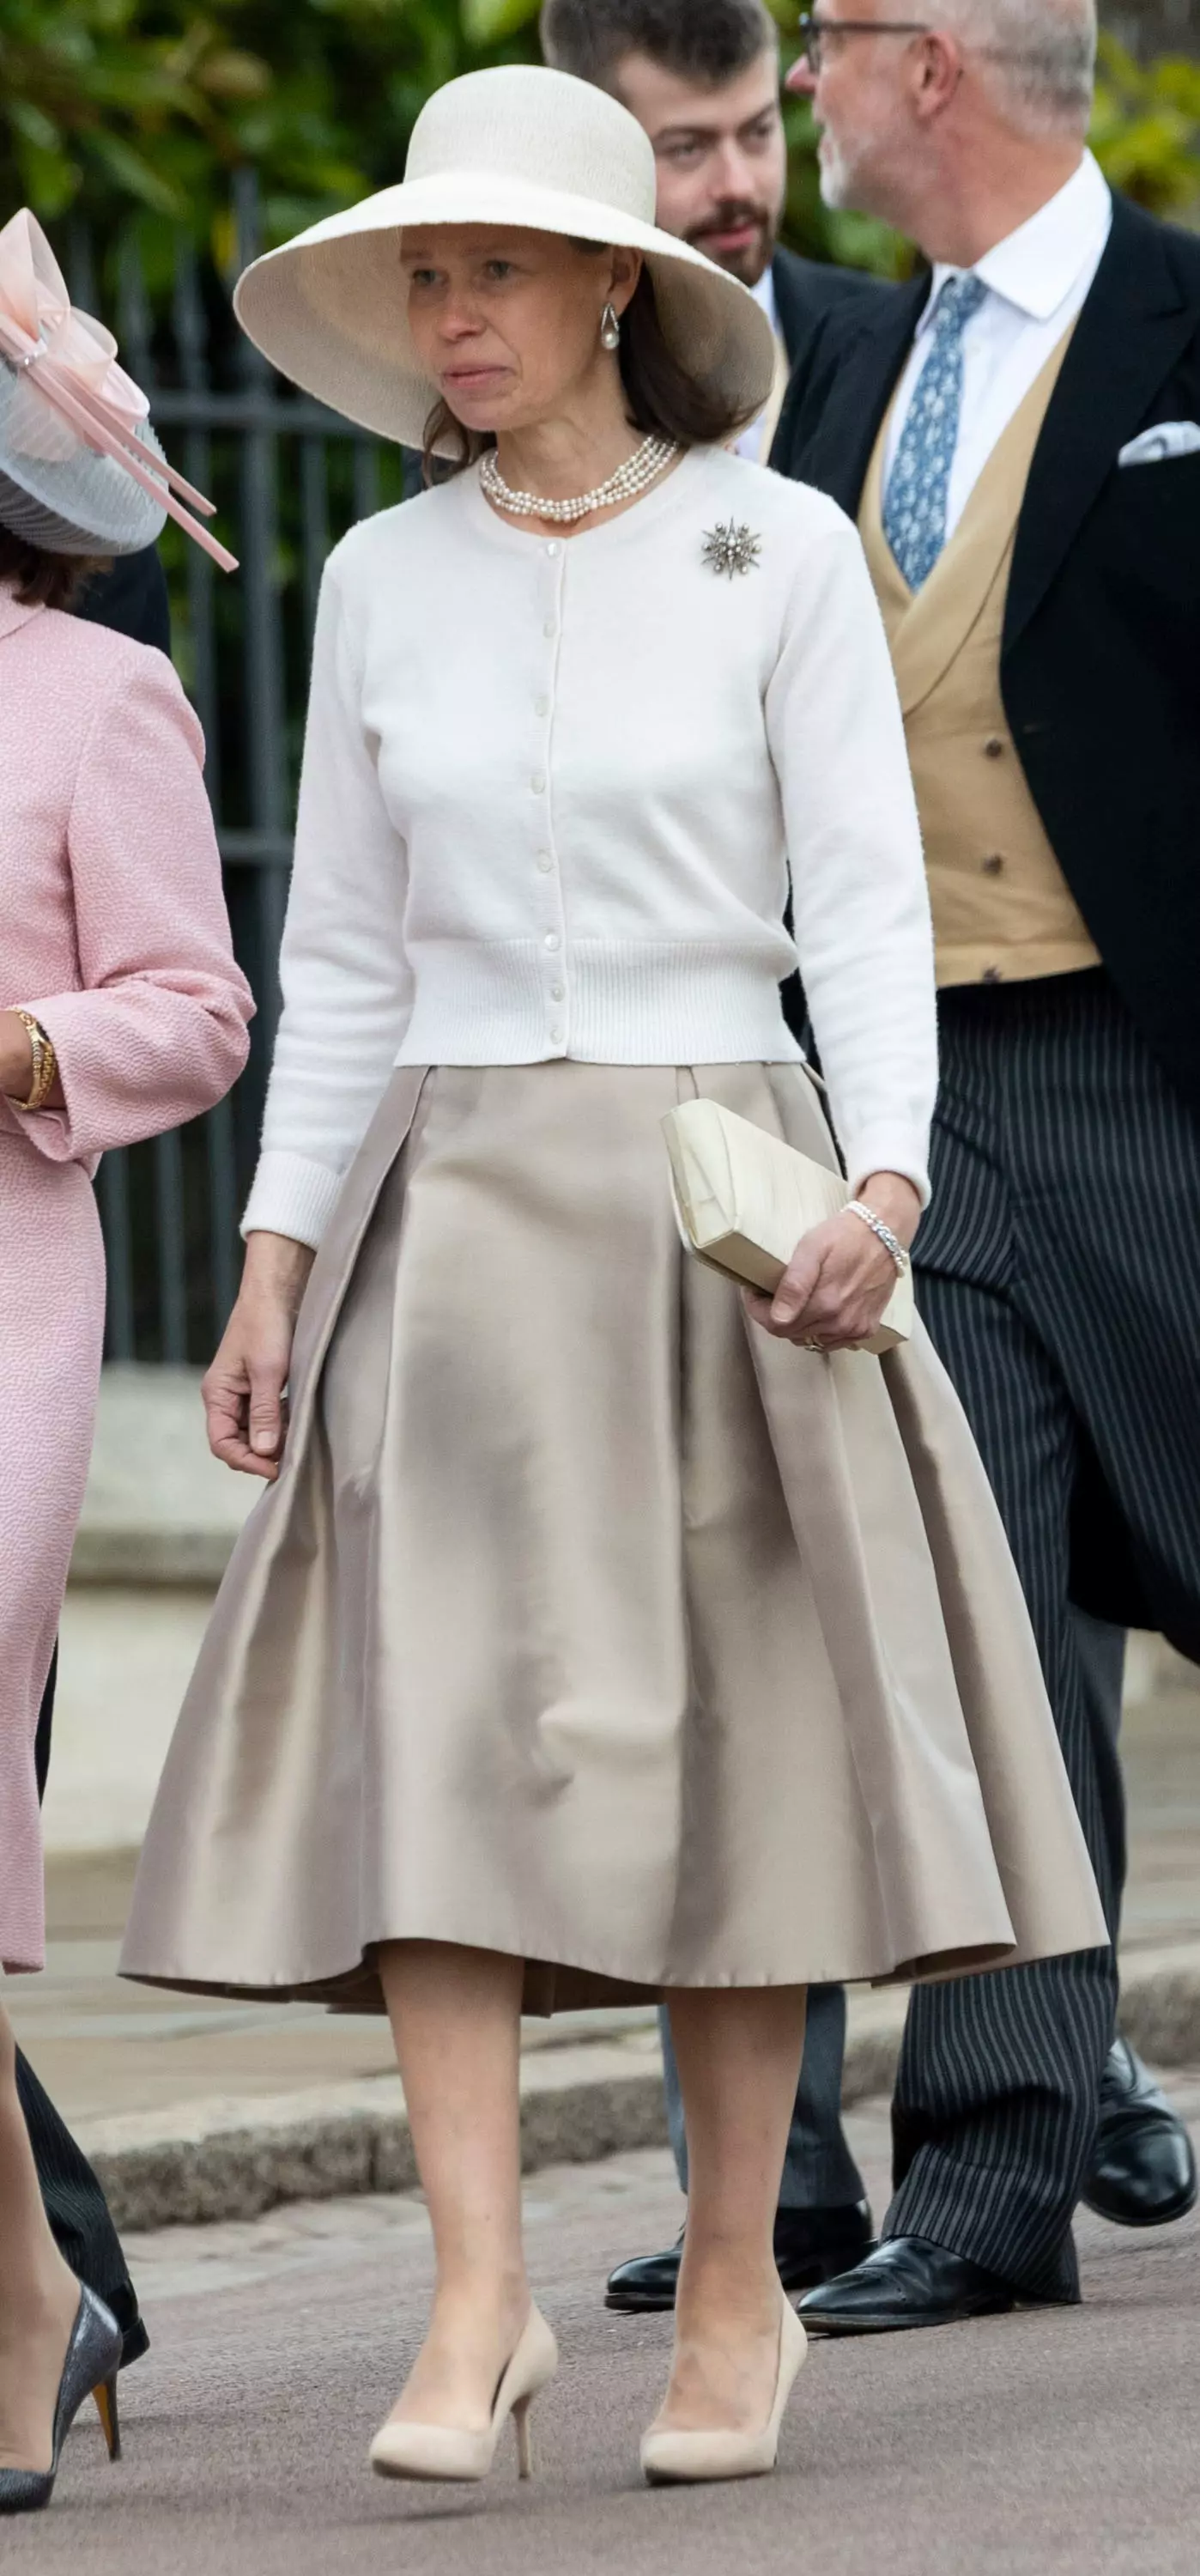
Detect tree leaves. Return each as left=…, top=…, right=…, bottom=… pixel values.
left=0, top=5, right=1195, bottom=276
left=461, top=0, right=540, bottom=41
left=1092, top=35, right=1200, bottom=216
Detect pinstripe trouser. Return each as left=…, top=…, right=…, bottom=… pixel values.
left=884, top=969, right=1200, bottom=2298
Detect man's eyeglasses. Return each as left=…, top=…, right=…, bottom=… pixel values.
left=796, top=13, right=931, bottom=73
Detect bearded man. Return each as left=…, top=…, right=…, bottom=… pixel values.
left=541, top=0, right=888, bottom=459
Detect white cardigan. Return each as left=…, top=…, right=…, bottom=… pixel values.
left=243, top=445, right=936, bottom=1247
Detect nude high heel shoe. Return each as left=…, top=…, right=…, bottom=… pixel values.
left=369, top=2306, right=559, bottom=2485
left=639, top=2290, right=807, bottom=2487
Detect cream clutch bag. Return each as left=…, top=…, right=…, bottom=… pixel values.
left=661, top=1097, right=912, bottom=1357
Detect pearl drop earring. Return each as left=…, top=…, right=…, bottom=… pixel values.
left=600, top=302, right=621, bottom=352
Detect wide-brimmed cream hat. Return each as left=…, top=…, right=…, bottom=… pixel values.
left=233, top=65, right=776, bottom=450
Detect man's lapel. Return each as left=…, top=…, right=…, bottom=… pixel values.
left=1005, top=196, right=1196, bottom=653
left=793, top=277, right=928, bottom=513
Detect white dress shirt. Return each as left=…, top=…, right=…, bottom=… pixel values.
left=735, top=265, right=781, bottom=464
left=883, top=152, right=1113, bottom=540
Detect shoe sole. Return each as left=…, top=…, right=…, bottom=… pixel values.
left=799, top=2301, right=1017, bottom=2336
left=1080, top=2178, right=1199, bottom=2230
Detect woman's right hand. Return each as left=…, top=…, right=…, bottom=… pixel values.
left=203, top=1231, right=316, bottom=1479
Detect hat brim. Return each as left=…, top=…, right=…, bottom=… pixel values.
left=233, top=174, right=776, bottom=452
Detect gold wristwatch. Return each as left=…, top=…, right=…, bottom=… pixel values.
left=10, top=1010, right=58, bottom=1114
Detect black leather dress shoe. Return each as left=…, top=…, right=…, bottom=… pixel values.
left=605, top=2201, right=875, bottom=2313
left=797, top=2235, right=1027, bottom=2334
left=1082, top=2038, right=1198, bottom=2229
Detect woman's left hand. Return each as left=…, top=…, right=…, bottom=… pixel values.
left=743, top=1171, right=921, bottom=1353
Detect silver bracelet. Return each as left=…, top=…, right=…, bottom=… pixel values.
left=846, top=1200, right=911, bottom=1276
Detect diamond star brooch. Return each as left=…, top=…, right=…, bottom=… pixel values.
left=702, top=519, right=762, bottom=580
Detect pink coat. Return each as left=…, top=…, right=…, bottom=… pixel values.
left=0, top=586, right=253, bottom=1971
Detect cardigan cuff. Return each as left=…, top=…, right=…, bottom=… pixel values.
left=242, top=1150, right=345, bottom=1249
left=843, top=1127, right=932, bottom=1212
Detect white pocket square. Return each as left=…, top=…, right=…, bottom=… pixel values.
left=1118, top=422, right=1200, bottom=466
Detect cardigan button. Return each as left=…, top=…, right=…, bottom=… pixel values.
left=544, top=933, right=561, bottom=951
left=530, top=772, right=547, bottom=794
left=984, top=735, right=1005, bottom=760
left=981, top=965, right=1004, bottom=984
left=549, top=1025, right=565, bottom=1045
left=981, top=854, right=1005, bottom=876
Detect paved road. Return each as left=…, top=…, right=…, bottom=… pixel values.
left=9, top=2089, right=1200, bottom=2576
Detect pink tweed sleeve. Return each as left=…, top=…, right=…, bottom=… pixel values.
left=15, top=650, right=253, bottom=1163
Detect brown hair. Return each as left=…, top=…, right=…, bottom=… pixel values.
left=540, top=0, right=778, bottom=90
left=422, top=260, right=748, bottom=485
left=0, top=526, right=109, bottom=611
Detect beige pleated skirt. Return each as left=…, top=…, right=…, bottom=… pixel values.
left=120, top=1060, right=1106, bottom=2014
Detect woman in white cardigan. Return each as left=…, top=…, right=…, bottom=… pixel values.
left=122, top=68, right=1104, bottom=2493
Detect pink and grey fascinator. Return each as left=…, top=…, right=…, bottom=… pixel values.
left=0, top=209, right=236, bottom=568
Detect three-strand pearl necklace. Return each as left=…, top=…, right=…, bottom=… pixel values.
left=480, top=433, right=679, bottom=526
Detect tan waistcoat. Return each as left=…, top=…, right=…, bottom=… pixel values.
left=858, top=331, right=1099, bottom=989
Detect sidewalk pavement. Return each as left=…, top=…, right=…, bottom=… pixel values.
left=8, top=2099, right=1200, bottom=2573
left=8, top=1651, right=1200, bottom=2233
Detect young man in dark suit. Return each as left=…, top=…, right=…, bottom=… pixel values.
left=12, top=548, right=171, bottom=2374
left=541, top=0, right=888, bottom=449
left=542, top=0, right=885, bottom=2315
left=766, top=0, right=1200, bottom=2333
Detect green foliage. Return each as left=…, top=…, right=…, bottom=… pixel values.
left=0, top=1, right=544, bottom=252
left=0, top=4, right=1197, bottom=277
left=1091, top=33, right=1200, bottom=219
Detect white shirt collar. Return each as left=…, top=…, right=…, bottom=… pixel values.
left=750, top=262, right=779, bottom=337
left=918, top=150, right=1112, bottom=337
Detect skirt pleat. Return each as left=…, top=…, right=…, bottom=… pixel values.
left=120, top=1060, right=1106, bottom=2012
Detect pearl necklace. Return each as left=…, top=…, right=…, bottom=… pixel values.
left=480, top=434, right=679, bottom=526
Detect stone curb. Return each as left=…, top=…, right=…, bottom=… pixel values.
left=80, top=1951, right=1200, bottom=2236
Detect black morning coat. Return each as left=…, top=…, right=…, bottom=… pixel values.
left=77, top=546, right=171, bottom=653
left=771, top=248, right=894, bottom=1045
left=772, top=191, right=1200, bottom=1125
left=770, top=239, right=892, bottom=364
left=772, top=191, right=1200, bottom=1645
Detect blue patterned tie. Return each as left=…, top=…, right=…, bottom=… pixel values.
left=883, top=272, right=987, bottom=591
